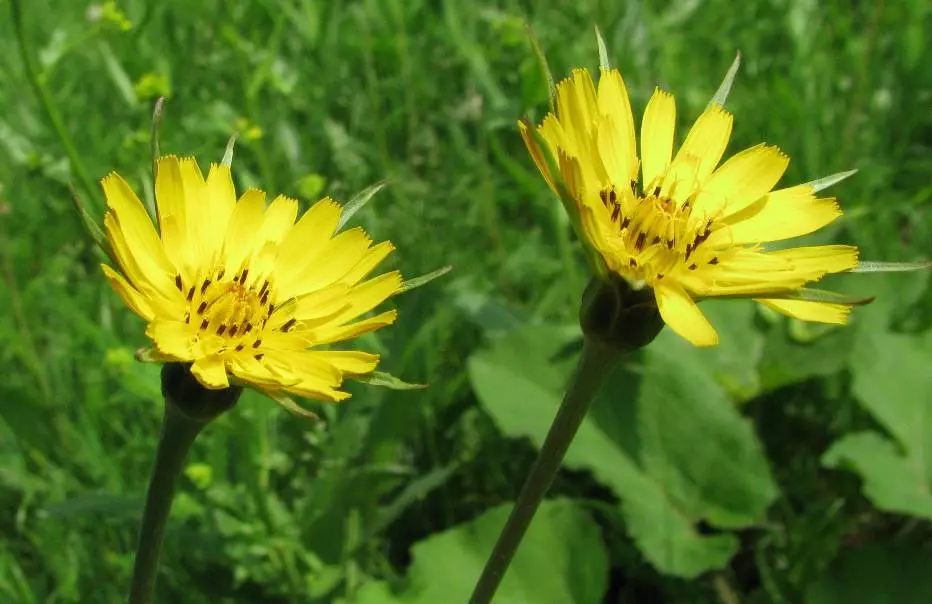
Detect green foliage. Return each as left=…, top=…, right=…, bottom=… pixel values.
left=1, top=0, right=931, bottom=602
left=357, top=499, right=608, bottom=603
left=469, top=322, right=778, bottom=577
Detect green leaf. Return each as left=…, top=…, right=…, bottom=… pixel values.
left=398, top=266, right=452, bottom=294
left=467, top=324, right=777, bottom=577
left=337, top=180, right=387, bottom=230
left=356, top=499, right=608, bottom=603
left=355, top=371, right=426, bottom=391
left=822, top=329, right=932, bottom=519
left=266, top=391, right=319, bottom=420
left=804, top=544, right=932, bottom=604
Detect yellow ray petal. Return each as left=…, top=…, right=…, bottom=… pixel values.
left=223, top=188, right=266, bottom=274
left=655, top=282, right=719, bottom=346
left=668, top=103, right=733, bottom=188
left=756, top=298, right=852, bottom=324
left=203, top=163, right=237, bottom=258
left=555, top=69, right=598, bottom=146
left=694, top=144, right=789, bottom=217
left=313, top=309, right=399, bottom=345
left=306, top=350, right=380, bottom=376
left=640, top=88, right=676, bottom=189
left=275, top=196, right=343, bottom=285
left=276, top=227, right=374, bottom=300
left=597, top=68, right=638, bottom=184
left=715, top=185, right=842, bottom=245
left=326, top=271, right=403, bottom=326
left=101, top=264, right=155, bottom=321
left=145, top=320, right=194, bottom=360
left=101, top=174, right=178, bottom=289
left=339, top=241, right=396, bottom=286
left=767, top=245, right=859, bottom=278
left=191, top=355, right=230, bottom=389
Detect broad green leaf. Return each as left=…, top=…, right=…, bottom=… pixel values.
left=757, top=318, right=855, bottom=393
left=804, top=544, right=932, bottom=604
left=356, top=499, right=607, bottom=604
left=467, top=324, right=777, bottom=577
left=822, top=329, right=932, bottom=518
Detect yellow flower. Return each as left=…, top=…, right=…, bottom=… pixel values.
left=521, top=68, right=858, bottom=347
left=101, top=156, right=401, bottom=402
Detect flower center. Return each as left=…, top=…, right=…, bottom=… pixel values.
left=599, top=185, right=719, bottom=282
left=174, top=266, right=297, bottom=356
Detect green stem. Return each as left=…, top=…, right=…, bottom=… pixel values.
left=9, top=0, right=100, bottom=207
left=469, top=338, right=621, bottom=604
left=129, top=400, right=207, bottom=604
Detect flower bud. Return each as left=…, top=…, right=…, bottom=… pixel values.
left=161, top=363, right=241, bottom=423
left=579, top=276, right=664, bottom=353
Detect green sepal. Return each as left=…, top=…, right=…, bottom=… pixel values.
left=849, top=260, right=932, bottom=273
left=399, top=265, right=452, bottom=294
left=72, top=188, right=114, bottom=262
left=710, top=52, right=741, bottom=108
left=355, top=371, right=426, bottom=391
left=595, top=26, right=611, bottom=69
left=337, top=180, right=387, bottom=230
left=266, top=391, right=319, bottom=420
left=525, top=24, right=555, bottom=113
left=221, top=133, right=238, bottom=168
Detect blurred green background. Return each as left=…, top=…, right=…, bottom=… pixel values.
left=2, top=0, right=932, bottom=602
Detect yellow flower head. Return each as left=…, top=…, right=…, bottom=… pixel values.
left=521, top=67, right=859, bottom=347
left=101, top=156, right=401, bottom=402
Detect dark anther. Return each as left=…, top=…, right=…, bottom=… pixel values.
left=599, top=190, right=609, bottom=206
left=235, top=344, right=244, bottom=352
left=184, top=312, right=190, bottom=324
left=630, top=179, right=637, bottom=193
left=201, top=279, right=212, bottom=294
left=217, top=268, right=225, bottom=279
left=186, top=286, right=195, bottom=302
left=174, top=275, right=183, bottom=291
left=651, top=235, right=661, bottom=245
left=621, top=217, right=631, bottom=229
left=688, top=263, right=698, bottom=270
left=657, top=273, right=664, bottom=280
left=281, top=318, right=297, bottom=332
left=254, top=353, right=264, bottom=361
left=629, top=258, right=638, bottom=267
left=239, top=269, right=249, bottom=284
left=243, top=322, right=253, bottom=334
left=216, top=324, right=226, bottom=336
left=609, top=189, right=617, bottom=204
left=611, top=205, right=621, bottom=222
left=229, top=325, right=238, bottom=336
left=260, top=290, right=270, bottom=306
left=199, top=318, right=210, bottom=330
left=652, top=185, right=661, bottom=197
left=252, top=339, right=262, bottom=348
left=709, top=257, right=720, bottom=265
left=635, top=232, right=647, bottom=251
left=258, top=280, right=270, bottom=296
left=197, top=301, right=208, bottom=315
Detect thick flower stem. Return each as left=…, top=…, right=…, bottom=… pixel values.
left=469, top=338, right=622, bottom=604
left=129, top=399, right=208, bottom=604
